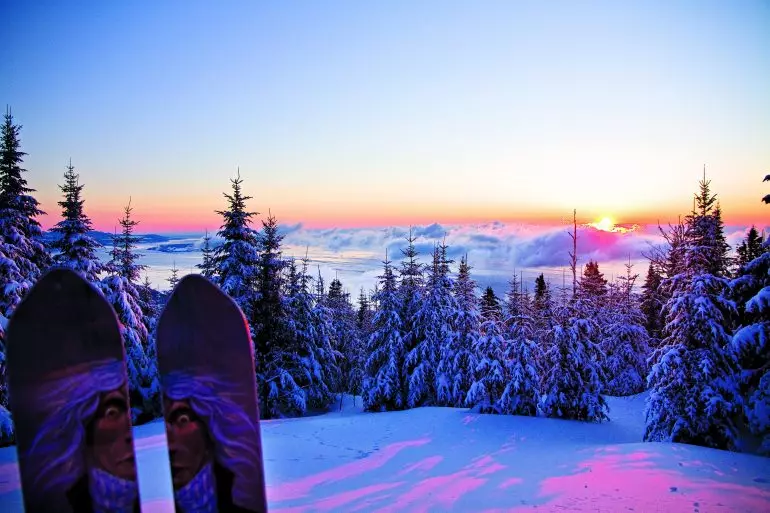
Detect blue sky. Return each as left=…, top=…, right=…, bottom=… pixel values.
left=2, top=1, right=769, bottom=232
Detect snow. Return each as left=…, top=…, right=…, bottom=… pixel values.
left=1, top=393, right=769, bottom=512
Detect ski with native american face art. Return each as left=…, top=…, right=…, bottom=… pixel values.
left=6, top=268, right=142, bottom=513
left=156, top=274, right=267, bottom=513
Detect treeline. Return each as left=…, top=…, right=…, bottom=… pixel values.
left=0, top=110, right=768, bottom=456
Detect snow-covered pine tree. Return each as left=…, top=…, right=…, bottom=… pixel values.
left=735, top=226, right=765, bottom=274
left=0, top=109, right=50, bottom=333
left=407, top=243, right=458, bottom=407
left=577, top=260, right=608, bottom=307
left=498, top=315, right=540, bottom=416
left=197, top=229, right=217, bottom=279
left=645, top=176, right=741, bottom=450
left=504, top=270, right=526, bottom=322
left=327, top=277, right=362, bottom=399
left=350, top=287, right=372, bottom=399
left=728, top=177, right=770, bottom=453
left=466, top=319, right=507, bottom=413
left=253, top=212, right=296, bottom=419
left=640, top=262, right=665, bottom=344
left=601, top=262, right=650, bottom=396
left=213, top=172, right=260, bottom=317
left=281, top=258, right=340, bottom=413
left=399, top=227, right=425, bottom=404
left=363, top=252, right=406, bottom=411
left=102, top=201, right=159, bottom=423
left=437, top=254, right=479, bottom=407
left=48, top=160, right=104, bottom=283
left=540, top=314, right=608, bottom=421
left=480, top=286, right=503, bottom=322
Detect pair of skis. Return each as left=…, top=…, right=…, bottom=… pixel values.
left=5, top=268, right=267, bottom=513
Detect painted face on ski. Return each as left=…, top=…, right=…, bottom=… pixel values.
left=87, top=387, right=136, bottom=480
left=165, top=399, right=213, bottom=488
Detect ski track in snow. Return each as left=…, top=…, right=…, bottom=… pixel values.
left=1, top=393, right=769, bottom=512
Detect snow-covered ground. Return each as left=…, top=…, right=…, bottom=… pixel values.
left=1, top=393, right=769, bottom=512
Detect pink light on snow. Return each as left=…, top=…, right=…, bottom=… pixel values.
left=273, top=482, right=405, bottom=513
left=378, top=469, right=486, bottom=513
left=397, top=456, right=444, bottom=476
left=268, top=438, right=430, bottom=502
left=514, top=450, right=770, bottom=512
left=498, top=477, right=524, bottom=489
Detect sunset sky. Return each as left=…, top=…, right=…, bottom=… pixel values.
left=2, top=1, right=769, bottom=233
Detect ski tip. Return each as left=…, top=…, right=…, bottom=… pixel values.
left=6, top=267, right=123, bottom=385
left=157, top=273, right=252, bottom=374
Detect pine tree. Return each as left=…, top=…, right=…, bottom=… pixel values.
left=540, top=317, right=608, bottom=421
left=102, top=201, right=159, bottom=423
left=437, top=254, right=479, bottom=406
left=480, top=286, right=502, bottom=322
left=735, top=226, right=765, bottom=273
left=601, top=263, right=650, bottom=396
left=578, top=260, right=608, bottom=301
left=213, top=172, right=260, bottom=317
left=645, top=273, right=740, bottom=448
left=363, top=253, right=406, bottom=411
left=253, top=212, right=293, bottom=419
left=466, top=319, right=507, bottom=413
left=48, top=161, right=103, bottom=283
left=0, top=109, right=50, bottom=326
left=407, top=243, right=458, bottom=407
left=109, top=199, right=145, bottom=283
left=728, top=176, right=770, bottom=453
left=327, top=277, right=363, bottom=399
left=646, top=176, right=741, bottom=449
left=640, top=262, right=664, bottom=343
left=281, top=258, right=339, bottom=413
left=197, top=229, right=217, bottom=279
left=167, top=262, right=180, bottom=290
left=686, top=171, right=731, bottom=277
left=504, top=271, right=526, bottom=322
left=399, top=228, right=425, bottom=403
left=498, top=318, right=540, bottom=416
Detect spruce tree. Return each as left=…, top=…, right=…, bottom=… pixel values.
left=728, top=176, right=770, bottom=453
left=407, top=243, right=458, bottom=407
left=498, top=317, right=540, bottom=416
left=735, top=226, right=765, bottom=273
left=437, top=254, right=478, bottom=406
left=213, top=173, right=260, bottom=317
left=640, top=262, right=664, bottom=343
left=48, top=161, right=103, bottom=283
left=601, top=264, right=650, bottom=396
left=253, top=212, right=293, bottom=418
left=578, top=260, right=608, bottom=301
left=197, top=229, right=217, bottom=279
left=327, top=278, right=363, bottom=399
left=167, top=262, right=180, bottom=290
left=466, top=319, right=507, bottom=413
left=363, top=253, right=406, bottom=411
left=480, top=286, right=502, bottom=322
left=102, top=201, right=159, bottom=423
left=540, top=317, right=608, bottom=421
left=282, top=258, right=339, bottom=413
left=0, top=109, right=50, bottom=327
left=399, top=228, right=425, bottom=403
left=645, top=176, right=740, bottom=449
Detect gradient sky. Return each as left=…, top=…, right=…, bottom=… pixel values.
left=2, top=1, right=769, bottom=233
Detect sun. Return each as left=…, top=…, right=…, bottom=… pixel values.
left=592, top=216, right=616, bottom=232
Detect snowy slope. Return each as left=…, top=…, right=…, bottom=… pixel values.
left=1, top=393, right=769, bottom=512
